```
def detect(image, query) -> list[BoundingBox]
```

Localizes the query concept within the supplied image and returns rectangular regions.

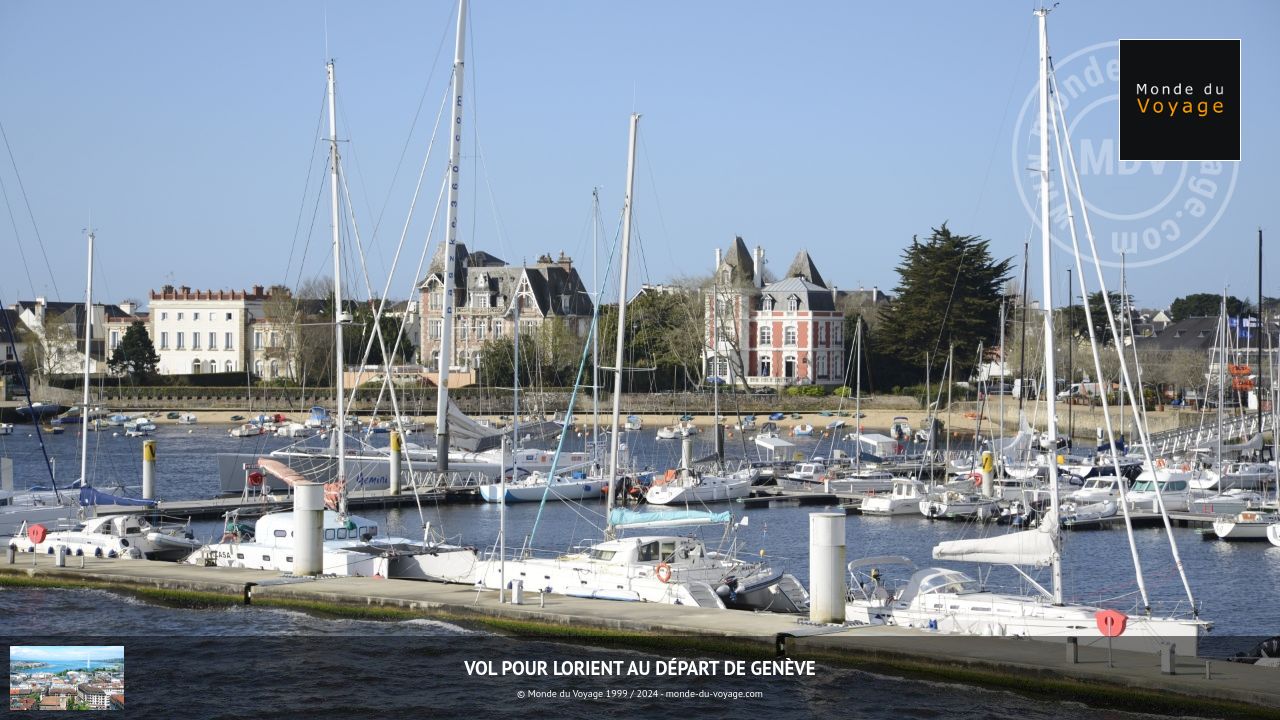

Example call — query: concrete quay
[2,553,1276,717]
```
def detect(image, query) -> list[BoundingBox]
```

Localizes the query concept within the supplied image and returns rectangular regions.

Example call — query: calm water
[3,422,1279,654]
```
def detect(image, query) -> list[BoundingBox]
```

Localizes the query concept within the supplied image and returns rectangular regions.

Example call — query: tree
[107,321,160,382]
[1169,293,1246,321]
[1059,291,1130,346]
[873,224,1013,388]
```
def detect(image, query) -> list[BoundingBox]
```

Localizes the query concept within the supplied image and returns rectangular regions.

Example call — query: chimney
[253,285,265,297]
[872,286,879,304]
[714,247,722,270]
[831,285,838,306]
[180,285,191,295]
[753,246,765,289]
[119,301,136,315]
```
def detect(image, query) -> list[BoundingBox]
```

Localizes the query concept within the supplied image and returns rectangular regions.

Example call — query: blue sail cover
[608,508,731,530]
[78,486,157,507]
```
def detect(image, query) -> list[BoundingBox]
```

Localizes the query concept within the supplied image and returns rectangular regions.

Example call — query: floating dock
[2,553,1276,717]
[95,487,454,521]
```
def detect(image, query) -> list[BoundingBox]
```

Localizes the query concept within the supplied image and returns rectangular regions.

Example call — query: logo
[1011,41,1237,269]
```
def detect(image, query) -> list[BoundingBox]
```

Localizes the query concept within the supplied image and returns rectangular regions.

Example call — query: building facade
[10,298,135,375]
[705,238,845,388]
[148,285,275,376]
[418,246,593,382]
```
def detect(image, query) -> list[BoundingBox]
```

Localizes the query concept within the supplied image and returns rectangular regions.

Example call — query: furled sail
[608,508,731,530]
[932,518,1056,567]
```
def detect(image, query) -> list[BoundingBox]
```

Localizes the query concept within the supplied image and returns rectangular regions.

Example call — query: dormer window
[762,296,774,311]
[786,296,800,312]
[561,293,571,313]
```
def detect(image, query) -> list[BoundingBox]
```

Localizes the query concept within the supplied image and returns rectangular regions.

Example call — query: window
[224,332,233,350]
[493,321,503,337]
[193,312,200,321]
[834,323,842,345]
[786,296,800,312]
[270,360,279,378]
[337,528,347,540]
[784,356,797,379]
[161,312,168,321]
[254,360,263,376]
[192,333,201,350]
[470,291,489,309]
[178,312,184,321]
[209,332,217,350]
[817,353,827,378]
[176,332,184,350]
[428,320,441,340]
[192,359,201,374]
[784,326,797,346]
[761,296,774,312]
[225,360,234,373]
[269,332,278,348]
[472,352,482,370]
[225,312,233,321]
[110,331,119,350]
[274,529,287,538]
[254,332,262,349]
[428,291,443,310]
[759,326,772,346]
[160,332,168,349]
[760,356,772,376]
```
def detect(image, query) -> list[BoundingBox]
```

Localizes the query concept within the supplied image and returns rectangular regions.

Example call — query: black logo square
[1119,39,1240,161]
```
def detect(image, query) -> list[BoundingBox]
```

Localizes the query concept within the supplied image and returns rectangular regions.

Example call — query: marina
[1,1,1276,717]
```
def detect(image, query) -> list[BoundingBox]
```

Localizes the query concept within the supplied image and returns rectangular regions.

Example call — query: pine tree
[873,224,1013,387]
[108,321,160,383]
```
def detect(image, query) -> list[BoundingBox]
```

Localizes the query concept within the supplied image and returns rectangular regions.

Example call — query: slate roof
[716,236,756,286]
[784,250,827,289]
[760,276,836,311]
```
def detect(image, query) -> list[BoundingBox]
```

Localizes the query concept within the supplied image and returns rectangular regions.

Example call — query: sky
[0,0,1276,313]
[10,645,124,663]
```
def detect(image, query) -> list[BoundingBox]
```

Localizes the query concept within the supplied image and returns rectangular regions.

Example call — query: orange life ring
[655,563,672,583]
[1154,458,1167,469]
[248,471,264,487]
[971,472,983,487]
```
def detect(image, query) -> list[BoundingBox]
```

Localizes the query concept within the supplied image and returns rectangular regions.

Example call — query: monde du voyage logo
[1012,39,1239,268]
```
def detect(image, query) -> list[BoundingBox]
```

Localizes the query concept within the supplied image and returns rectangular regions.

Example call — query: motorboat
[624,415,643,431]
[735,416,757,431]
[275,422,314,438]
[229,423,264,438]
[791,424,814,437]
[176,413,198,425]
[1068,476,1125,505]
[0,423,12,436]
[184,508,478,581]
[656,421,698,440]
[1126,473,1193,512]
[860,479,927,516]
[1188,489,1263,516]
[1267,522,1280,548]
[10,515,200,561]
[645,467,756,505]
[919,483,1000,520]
[1219,462,1273,491]
[1059,499,1117,528]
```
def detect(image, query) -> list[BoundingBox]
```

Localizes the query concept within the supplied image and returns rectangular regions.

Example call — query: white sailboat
[473,115,805,612]
[847,8,1206,652]
[187,55,478,583]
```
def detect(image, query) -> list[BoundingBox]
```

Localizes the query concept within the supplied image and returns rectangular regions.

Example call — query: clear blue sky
[1,0,1276,312]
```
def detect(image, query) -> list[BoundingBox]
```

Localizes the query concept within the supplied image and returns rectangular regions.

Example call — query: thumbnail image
[9,646,124,711]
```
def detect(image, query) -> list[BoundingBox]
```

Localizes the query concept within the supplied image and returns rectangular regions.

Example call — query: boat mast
[78,230,94,487]
[1066,268,1073,444]
[854,318,862,471]
[1258,228,1264,439]
[592,189,601,455]
[326,61,348,518]
[1035,6,1063,605]
[436,0,467,472]
[605,113,640,540]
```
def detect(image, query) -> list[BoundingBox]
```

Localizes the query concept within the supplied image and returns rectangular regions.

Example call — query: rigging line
[366,10,454,248]
[285,86,331,282]
[968,18,1035,226]
[0,172,38,298]
[0,119,59,299]
[336,104,391,285]
[1051,59,1197,613]
[636,129,675,289]
[291,155,335,293]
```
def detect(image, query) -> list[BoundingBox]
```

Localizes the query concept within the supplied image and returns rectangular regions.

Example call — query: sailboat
[846,8,1207,653]
[473,115,806,612]
[186,56,476,582]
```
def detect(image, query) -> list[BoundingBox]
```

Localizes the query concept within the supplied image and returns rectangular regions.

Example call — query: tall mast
[605,113,640,539]
[592,189,601,454]
[854,318,862,471]
[1066,268,1073,444]
[1258,228,1264,438]
[436,0,468,471]
[1035,6,1063,605]
[327,61,347,517]
[78,230,94,487]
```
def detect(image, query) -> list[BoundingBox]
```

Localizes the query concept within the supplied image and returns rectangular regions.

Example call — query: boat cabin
[253,510,380,548]
[583,535,707,567]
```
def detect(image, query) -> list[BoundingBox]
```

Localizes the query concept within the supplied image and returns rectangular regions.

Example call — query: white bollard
[681,435,693,471]
[808,512,846,624]
[292,482,326,576]
[389,431,402,496]
[142,440,156,500]
[980,450,994,498]
[55,545,66,567]
[511,579,524,605]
